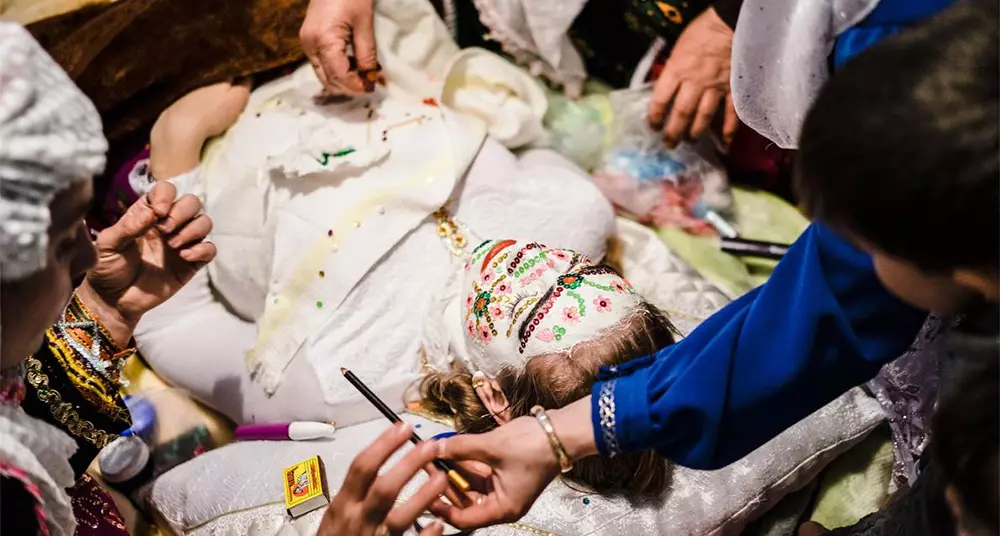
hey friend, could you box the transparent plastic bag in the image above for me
[592,87,733,235]
[535,82,615,172]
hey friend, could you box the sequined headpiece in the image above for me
[461,239,641,374]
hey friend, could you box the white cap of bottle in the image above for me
[98,435,151,484]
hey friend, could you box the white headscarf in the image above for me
[730,0,879,149]
[0,22,107,281]
[0,23,107,536]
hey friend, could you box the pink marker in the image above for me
[235,422,337,441]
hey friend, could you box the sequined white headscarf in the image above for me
[0,23,107,282]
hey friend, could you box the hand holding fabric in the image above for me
[300,0,379,95]
[80,182,216,346]
[318,423,449,536]
[648,7,738,148]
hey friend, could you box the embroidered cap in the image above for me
[461,239,642,374]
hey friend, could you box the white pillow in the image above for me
[147,387,883,535]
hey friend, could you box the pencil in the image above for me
[341,367,471,492]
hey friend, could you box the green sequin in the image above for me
[316,147,356,165]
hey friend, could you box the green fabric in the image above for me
[809,425,896,529]
[657,187,809,298]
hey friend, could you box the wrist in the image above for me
[548,397,599,461]
[705,6,735,37]
[77,282,137,349]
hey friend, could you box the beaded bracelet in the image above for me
[57,292,134,388]
[530,406,574,474]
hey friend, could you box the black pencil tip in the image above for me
[341,367,349,375]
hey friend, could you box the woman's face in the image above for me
[462,239,639,371]
[0,180,96,367]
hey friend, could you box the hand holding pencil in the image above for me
[317,422,449,536]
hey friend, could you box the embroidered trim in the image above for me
[598,380,621,457]
[24,356,118,449]
[0,461,50,536]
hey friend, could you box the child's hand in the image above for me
[149,81,250,180]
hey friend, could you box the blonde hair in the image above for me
[420,301,676,496]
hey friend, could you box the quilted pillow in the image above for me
[147,386,883,535]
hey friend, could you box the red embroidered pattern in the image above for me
[0,461,50,536]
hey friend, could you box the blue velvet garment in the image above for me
[590,224,927,470]
[833,0,957,69]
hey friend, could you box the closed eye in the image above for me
[504,290,535,317]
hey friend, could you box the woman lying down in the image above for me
[136,60,676,495]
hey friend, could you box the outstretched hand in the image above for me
[648,7,738,148]
[81,182,216,345]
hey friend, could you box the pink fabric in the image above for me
[0,462,50,536]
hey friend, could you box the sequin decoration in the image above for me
[69,474,129,535]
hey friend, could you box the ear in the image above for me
[954,269,1000,302]
[472,371,512,425]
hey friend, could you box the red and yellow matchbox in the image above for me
[282,455,330,518]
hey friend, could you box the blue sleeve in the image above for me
[590,224,927,470]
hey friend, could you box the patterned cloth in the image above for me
[867,316,948,490]
[68,475,129,536]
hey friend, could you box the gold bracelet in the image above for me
[24,355,118,449]
[530,406,573,474]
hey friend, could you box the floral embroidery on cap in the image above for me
[594,295,613,313]
[473,292,491,318]
[558,274,583,289]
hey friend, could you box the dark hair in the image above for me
[419,301,677,496]
[796,0,999,272]
[931,355,999,533]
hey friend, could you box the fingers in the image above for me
[721,92,739,145]
[157,194,201,235]
[167,214,212,250]
[648,70,679,129]
[383,471,448,533]
[318,40,366,94]
[351,8,379,74]
[342,423,412,500]
[688,88,721,142]
[96,183,178,252]
[97,201,157,253]
[662,84,703,148]
[309,56,334,95]
[177,241,217,265]
[146,181,177,218]
[365,440,440,522]
[428,493,510,529]
[436,435,498,465]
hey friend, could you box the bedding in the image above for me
[146,387,884,535]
